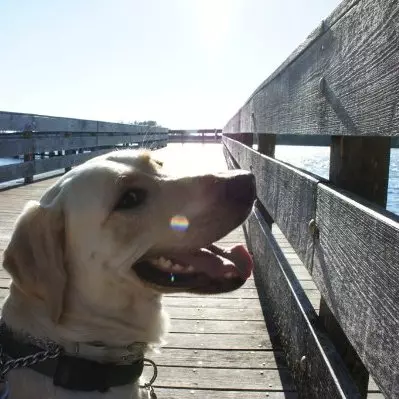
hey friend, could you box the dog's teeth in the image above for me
[187,265,195,273]
[172,263,184,272]
[157,257,172,269]
[224,271,235,279]
[164,259,173,268]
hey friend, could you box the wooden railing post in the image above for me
[23,152,34,184]
[255,133,276,228]
[258,134,276,158]
[253,110,276,227]
[23,131,34,184]
[231,133,253,147]
[253,111,276,158]
[65,149,73,173]
[319,135,391,397]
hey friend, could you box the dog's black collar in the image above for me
[0,323,144,392]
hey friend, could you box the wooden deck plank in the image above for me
[153,390,299,398]
[165,333,275,350]
[271,219,382,397]
[167,307,264,321]
[164,295,321,310]
[0,144,298,395]
[161,319,269,335]
[150,348,288,368]
[142,366,296,391]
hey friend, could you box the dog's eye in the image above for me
[115,189,147,210]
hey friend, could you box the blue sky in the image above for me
[1,0,341,129]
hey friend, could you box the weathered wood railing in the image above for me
[168,129,223,143]
[0,111,168,184]
[223,0,399,398]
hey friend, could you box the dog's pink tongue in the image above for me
[176,245,253,280]
[227,245,254,279]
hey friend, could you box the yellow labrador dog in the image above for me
[0,149,255,398]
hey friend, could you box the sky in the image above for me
[1,0,341,129]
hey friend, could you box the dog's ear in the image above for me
[3,200,67,323]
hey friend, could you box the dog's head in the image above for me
[3,150,255,325]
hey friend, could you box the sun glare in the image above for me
[192,0,239,52]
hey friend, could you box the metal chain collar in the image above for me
[0,349,157,396]
[0,345,158,397]
[0,345,62,380]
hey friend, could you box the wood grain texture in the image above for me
[150,348,287,368]
[165,333,275,351]
[164,296,265,309]
[167,306,264,321]
[314,184,399,398]
[167,319,268,335]
[223,0,399,137]
[329,136,391,207]
[172,289,267,299]
[223,134,399,148]
[0,111,168,134]
[142,366,295,391]
[319,135,391,396]
[152,389,298,399]
[247,207,361,398]
[224,136,319,270]
[148,388,385,399]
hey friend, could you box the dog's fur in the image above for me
[1,149,255,398]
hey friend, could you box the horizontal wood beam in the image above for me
[0,150,110,183]
[168,129,222,134]
[0,111,168,134]
[224,133,399,147]
[223,136,319,270]
[224,137,399,397]
[224,0,399,137]
[168,136,221,143]
[0,133,167,158]
[246,207,360,398]
[0,137,167,184]
[314,184,399,398]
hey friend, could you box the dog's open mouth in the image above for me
[133,244,253,293]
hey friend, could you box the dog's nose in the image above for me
[225,171,256,206]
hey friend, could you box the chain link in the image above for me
[140,357,158,397]
[0,346,61,380]
[0,345,157,395]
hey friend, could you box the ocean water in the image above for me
[0,144,398,215]
[274,146,399,215]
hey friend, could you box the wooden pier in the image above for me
[1,0,399,397]
[221,0,399,396]
[0,143,386,398]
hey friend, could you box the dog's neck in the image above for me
[2,284,166,363]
